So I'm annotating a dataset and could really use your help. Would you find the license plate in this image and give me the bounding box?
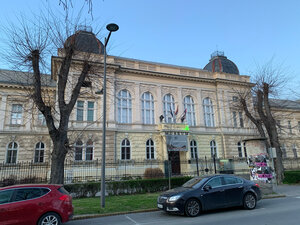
[157,204,163,209]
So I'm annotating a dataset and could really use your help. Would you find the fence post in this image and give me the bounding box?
[213,154,217,174]
[196,155,199,176]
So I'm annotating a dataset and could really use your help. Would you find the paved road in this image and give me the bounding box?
[66,195,300,225]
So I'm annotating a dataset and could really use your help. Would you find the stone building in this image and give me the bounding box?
[0,29,299,178]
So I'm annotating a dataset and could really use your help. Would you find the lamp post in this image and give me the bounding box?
[100,23,119,208]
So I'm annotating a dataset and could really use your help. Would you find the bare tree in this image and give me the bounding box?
[234,60,289,183]
[1,10,103,183]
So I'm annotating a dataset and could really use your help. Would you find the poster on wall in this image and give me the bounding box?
[248,154,273,183]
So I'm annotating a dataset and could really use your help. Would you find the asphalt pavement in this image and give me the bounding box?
[67,184,300,225]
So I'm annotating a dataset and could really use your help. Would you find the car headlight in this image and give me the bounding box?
[168,195,181,202]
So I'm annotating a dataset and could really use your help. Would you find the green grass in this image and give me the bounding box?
[73,193,160,215]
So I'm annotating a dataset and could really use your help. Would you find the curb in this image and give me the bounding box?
[73,208,159,220]
[262,194,286,199]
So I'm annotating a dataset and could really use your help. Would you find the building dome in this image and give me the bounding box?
[64,29,104,54]
[203,51,239,75]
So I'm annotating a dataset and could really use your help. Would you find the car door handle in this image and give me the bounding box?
[219,189,225,192]
[238,186,243,189]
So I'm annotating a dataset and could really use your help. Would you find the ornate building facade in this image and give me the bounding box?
[0,30,299,178]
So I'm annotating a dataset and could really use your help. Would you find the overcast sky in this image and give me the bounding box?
[0,0,299,98]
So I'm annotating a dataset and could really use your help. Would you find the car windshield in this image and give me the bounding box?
[182,177,208,188]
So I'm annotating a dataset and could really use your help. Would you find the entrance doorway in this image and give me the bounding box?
[168,151,181,175]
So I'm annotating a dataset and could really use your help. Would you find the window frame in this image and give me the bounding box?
[190,140,198,159]
[146,139,155,160]
[10,104,23,125]
[163,94,175,124]
[203,98,215,127]
[6,142,18,164]
[239,111,244,128]
[85,139,94,161]
[141,92,155,125]
[74,140,83,161]
[183,95,196,126]
[121,138,131,160]
[281,144,287,158]
[76,101,84,121]
[37,111,46,126]
[117,90,132,124]
[34,142,45,163]
[87,101,95,122]
[210,140,217,158]
[232,111,237,127]
[292,144,298,158]
[237,142,243,158]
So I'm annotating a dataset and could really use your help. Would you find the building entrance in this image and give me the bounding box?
[168,151,181,175]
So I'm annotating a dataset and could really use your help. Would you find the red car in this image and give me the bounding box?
[0,184,73,225]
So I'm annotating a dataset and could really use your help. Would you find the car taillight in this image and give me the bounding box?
[255,183,260,188]
[59,194,72,203]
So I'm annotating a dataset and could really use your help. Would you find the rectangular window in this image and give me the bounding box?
[86,147,93,161]
[233,111,237,127]
[76,101,84,121]
[11,104,23,125]
[232,96,238,102]
[288,121,292,134]
[281,144,287,158]
[239,112,244,128]
[34,150,44,163]
[87,101,94,121]
[277,120,281,134]
[38,112,46,126]
[292,144,298,158]
[6,150,17,163]
[298,121,300,132]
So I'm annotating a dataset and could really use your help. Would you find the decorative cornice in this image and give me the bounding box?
[117,67,253,87]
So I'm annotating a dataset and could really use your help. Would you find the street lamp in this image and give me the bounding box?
[100,23,119,208]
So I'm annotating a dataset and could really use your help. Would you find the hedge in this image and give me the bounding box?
[283,171,300,184]
[64,176,192,198]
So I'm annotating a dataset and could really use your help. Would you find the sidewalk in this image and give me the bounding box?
[275,184,300,197]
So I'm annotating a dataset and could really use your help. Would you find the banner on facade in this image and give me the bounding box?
[166,135,188,151]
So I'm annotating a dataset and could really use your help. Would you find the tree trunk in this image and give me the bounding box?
[49,133,68,184]
[257,84,285,183]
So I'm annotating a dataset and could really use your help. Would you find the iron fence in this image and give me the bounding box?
[0,157,298,186]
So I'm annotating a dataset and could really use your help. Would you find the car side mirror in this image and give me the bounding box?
[203,185,212,191]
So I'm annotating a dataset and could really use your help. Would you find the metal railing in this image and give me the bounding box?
[0,157,298,186]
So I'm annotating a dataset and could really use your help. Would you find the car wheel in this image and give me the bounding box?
[243,193,256,210]
[38,212,61,225]
[185,199,201,217]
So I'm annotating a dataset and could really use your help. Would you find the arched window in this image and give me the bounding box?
[86,139,94,161]
[163,94,175,123]
[203,98,215,127]
[121,139,131,160]
[184,96,196,126]
[74,140,83,161]
[141,92,154,124]
[117,90,132,124]
[6,142,18,164]
[34,142,45,163]
[237,142,243,158]
[190,140,198,159]
[210,140,217,158]
[146,139,155,160]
